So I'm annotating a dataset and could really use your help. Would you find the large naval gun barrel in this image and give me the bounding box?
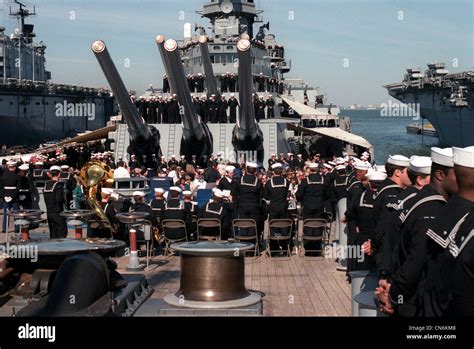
[233,39,264,163]
[157,37,213,164]
[198,35,219,96]
[92,40,161,164]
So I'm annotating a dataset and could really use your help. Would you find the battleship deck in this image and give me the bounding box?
[114,254,352,317]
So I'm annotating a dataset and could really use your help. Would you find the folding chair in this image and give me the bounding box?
[197,218,221,241]
[232,219,259,257]
[267,219,293,258]
[301,219,328,257]
[161,219,188,256]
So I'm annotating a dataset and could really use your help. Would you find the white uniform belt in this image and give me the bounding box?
[19,189,30,192]
[4,187,17,190]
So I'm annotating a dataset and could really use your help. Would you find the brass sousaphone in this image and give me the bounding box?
[79,161,117,236]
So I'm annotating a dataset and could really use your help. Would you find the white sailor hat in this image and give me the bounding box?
[375,165,387,174]
[181,155,185,159]
[409,156,432,175]
[35,162,44,166]
[217,152,222,156]
[353,160,371,171]
[101,188,114,195]
[335,164,346,171]
[213,189,224,198]
[230,93,235,97]
[271,153,276,157]
[246,162,257,168]
[308,162,319,169]
[324,163,333,169]
[387,155,410,167]
[172,154,176,158]
[328,161,336,166]
[6,161,16,166]
[225,165,235,172]
[335,158,345,165]
[367,171,387,182]
[50,165,61,172]
[297,154,303,158]
[431,147,454,167]
[271,163,283,169]
[183,191,192,196]
[452,146,474,168]
[132,191,146,197]
[170,186,182,193]
[60,165,69,170]
[154,188,165,194]
[19,164,29,171]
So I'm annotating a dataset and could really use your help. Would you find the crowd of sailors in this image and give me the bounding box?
[1,143,473,317]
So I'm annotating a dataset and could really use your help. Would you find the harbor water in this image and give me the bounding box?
[342,109,439,164]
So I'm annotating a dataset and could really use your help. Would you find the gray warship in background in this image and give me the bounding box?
[0,1,116,147]
[385,63,474,147]
[104,0,371,167]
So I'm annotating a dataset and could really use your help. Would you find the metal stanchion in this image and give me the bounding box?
[60,210,96,240]
[10,210,44,242]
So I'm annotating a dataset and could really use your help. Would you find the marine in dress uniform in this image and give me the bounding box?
[1,161,21,233]
[43,166,67,239]
[18,164,34,210]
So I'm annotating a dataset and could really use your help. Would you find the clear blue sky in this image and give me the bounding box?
[1,0,472,106]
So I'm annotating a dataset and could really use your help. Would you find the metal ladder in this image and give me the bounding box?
[268,123,277,156]
[115,124,128,160]
[167,124,176,157]
[218,124,227,154]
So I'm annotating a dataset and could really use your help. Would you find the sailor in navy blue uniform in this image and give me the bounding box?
[0,161,21,234]
[346,170,385,273]
[330,164,349,245]
[150,188,166,220]
[377,152,457,317]
[371,155,411,277]
[233,162,263,239]
[264,163,291,251]
[160,187,191,240]
[59,165,76,210]
[44,166,67,239]
[419,146,474,316]
[197,189,232,240]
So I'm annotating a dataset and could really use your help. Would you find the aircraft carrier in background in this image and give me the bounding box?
[385,63,474,147]
[0,1,116,147]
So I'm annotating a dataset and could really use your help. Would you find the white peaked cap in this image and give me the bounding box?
[154,188,165,194]
[183,191,192,196]
[387,155,410,167]
[324,163,333,169]
[213,189,224,198]
[132,191,146,197]
[19,164,29,171]
[225,165,235,172]
[409,156,432,175]
[50,166,61,171]
[308,162,319,169]
[335,164,346,171]
[61,165,69,170]
[101,188,114,195]
[431,147,454,167]
[246,162,257,168]
[452,146,474,168]
[271,163,283,169]
[170,186,182,193]
[367,171,388,181]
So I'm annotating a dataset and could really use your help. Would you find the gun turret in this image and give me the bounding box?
[232,39,264,163]
[157,37,213,165]
[198,35,219,96]
[91,40,161,165]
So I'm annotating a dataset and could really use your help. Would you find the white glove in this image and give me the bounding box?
[19,195,26,201]
[4,197,12,203]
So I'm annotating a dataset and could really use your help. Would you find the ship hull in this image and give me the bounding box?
[389,89,474,147]
[0,92,115,146]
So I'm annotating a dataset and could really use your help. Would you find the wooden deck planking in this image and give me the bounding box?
[115,253,351,317]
